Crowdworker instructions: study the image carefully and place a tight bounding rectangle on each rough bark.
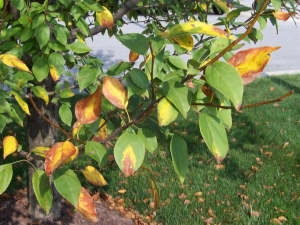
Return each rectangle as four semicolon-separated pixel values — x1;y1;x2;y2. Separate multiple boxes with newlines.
27;78;61;222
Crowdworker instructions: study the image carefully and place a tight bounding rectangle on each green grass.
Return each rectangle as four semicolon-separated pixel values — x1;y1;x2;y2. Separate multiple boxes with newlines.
1;74;300;224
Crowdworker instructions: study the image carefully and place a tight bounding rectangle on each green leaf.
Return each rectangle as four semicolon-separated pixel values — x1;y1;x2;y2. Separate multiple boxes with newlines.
157;98;178;126
69;42;91;54
20;26;34;42
9;104;25;127
145;48;165;79
0;26;22;40
163;81;191;118
32;57;50;82
53;24;69;45
0;98;11;114
10;0;25;10
258;16;267;30
107;62;133;76
85;141;108;169
32;14;45;29
35;25;50;48
126;74;146;98
77;0;103;11
53;168;81;207
58;0;73;8
137;128;158;153
48;40;70;52
60;88;75;98
77;65;99;91
71;5;84;21
199;113;228;163
59;104;72;126
271;0;282;11
170;135;188;183
114;131;145;177
0;114;6;133
168;56;187;70
129;68;149;89
48;52;65;76
210;38;231;57
0;164;13;195
32;170;53;214
116;33;149;55
205;62;243;110
75;17;90;37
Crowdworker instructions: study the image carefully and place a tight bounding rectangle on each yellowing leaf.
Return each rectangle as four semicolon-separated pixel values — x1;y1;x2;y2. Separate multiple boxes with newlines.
50;65;60;82
76;32;86;43
273;11;296;21
157;98;178;126
11;91;30;115
167;21;234;40
228;46;280;85
172;35;194;51
44;141;77;175
92;118;108;142
32;86;49;105
82;166;107;186
102;76;128;109
75;85;102;124
122;145;136;177
96;7;114;30
72;121;82;137
3;135;18;159
76;187;98;222
129;50;139;62
63;146;79;164
0;54;31;72
30;146;50;158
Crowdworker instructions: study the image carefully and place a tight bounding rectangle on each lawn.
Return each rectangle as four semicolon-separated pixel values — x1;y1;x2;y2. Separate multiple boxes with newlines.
1;74;300;224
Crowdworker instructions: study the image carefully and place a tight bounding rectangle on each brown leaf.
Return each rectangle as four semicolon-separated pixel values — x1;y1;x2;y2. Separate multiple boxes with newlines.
194;191;203;197
228;46;280;85
270;218;282;224
282;142;289;148
250;210;260;217
129;50;139;62
178;193;187;199
118;189;127;194
75;85;102;124
102;76;128;109
203;217;214;224
214;164;225;170
273;11;297;21
278;216;288;221
76;187;98;222
183;199;191;205
208;208;216;218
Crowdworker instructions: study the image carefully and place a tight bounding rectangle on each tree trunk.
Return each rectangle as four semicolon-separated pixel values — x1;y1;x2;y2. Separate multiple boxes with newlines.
27;78;61;222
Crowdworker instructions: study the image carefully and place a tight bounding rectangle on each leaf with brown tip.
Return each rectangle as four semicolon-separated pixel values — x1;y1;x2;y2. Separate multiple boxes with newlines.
76;187;98;222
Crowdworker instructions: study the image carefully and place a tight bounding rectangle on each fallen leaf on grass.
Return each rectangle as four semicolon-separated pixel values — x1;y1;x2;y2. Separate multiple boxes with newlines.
208;208;216;218
278;216;288;222
194;191;203;197
197;197;205;203
203;217;214;224
214;164;225;170
118;189;127;194
184;199;191;205
178;193;187;199
282;142;289;148
250;210;260;217
270;86;275;91
270;218;282;224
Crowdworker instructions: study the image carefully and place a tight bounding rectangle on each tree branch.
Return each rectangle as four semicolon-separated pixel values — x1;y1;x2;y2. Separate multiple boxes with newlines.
70;0;142;40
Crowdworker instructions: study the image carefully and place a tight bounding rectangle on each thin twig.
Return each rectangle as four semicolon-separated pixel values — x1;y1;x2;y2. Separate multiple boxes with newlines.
191;90;294;110
28;94;84;144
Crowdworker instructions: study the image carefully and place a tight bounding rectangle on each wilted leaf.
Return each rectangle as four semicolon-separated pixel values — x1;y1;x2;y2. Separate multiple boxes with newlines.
96;6;114;30
82;166;107;186
167;21;234;40
76;187;98;222
92;118;108;142
228;46;280;85
129;50;139;62
11;91;30;115
102;76;128;109
157;98;178;126
149;175;160;210
3;135;18;159
44;141;77;175
0;54;31;72
75;85;102;124
172;35;194;51
273;11;296;21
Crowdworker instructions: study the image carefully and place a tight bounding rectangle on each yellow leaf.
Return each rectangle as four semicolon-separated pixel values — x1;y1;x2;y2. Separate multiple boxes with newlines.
102;76;128;109
3;135;18;159
30;146;50;158
228;46;280;85
167;21;234;40
72;121;82;137
63;146;79;164
172;35;194;51
0;54;31;72
75;85;102;124
32;86;49;105
96;7;114;30
50;65;60;82
92;118;108;142
122;145;136;177
82;166;107;186
157;98;178;126
129;50;139;62
44;141;77;175
11;91;30;115
76;187;98;222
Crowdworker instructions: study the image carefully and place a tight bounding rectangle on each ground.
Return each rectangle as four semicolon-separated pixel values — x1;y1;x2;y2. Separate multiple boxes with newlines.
0;188;153;225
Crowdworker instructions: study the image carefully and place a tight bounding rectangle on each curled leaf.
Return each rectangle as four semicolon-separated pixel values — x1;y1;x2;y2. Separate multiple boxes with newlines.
273;11;296;21
44;141;77;175
11;91;30;115
0;54;31;72
82;166;107;186
129;50;139;62
75;85;102;124
96;7;114;30
76;187;98;222
228;46;280;84
102;76;128;109
3;136;18;159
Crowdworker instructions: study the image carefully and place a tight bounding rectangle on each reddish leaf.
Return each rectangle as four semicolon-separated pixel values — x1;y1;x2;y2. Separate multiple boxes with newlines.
129;50;139;62
95;7;114;30
76;187;98;222
102;76;128;109
44;141;76;175
75;85;102;124
228;46;280;85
